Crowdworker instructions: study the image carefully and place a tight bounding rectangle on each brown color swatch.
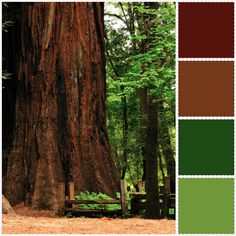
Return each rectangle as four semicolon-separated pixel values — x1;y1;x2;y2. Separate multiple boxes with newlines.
179;3;234;58
179;61;234;116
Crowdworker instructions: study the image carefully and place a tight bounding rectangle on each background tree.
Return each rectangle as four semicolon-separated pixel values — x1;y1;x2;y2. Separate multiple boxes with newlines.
3;2;118;210
141;2;161;219
105;2;175;217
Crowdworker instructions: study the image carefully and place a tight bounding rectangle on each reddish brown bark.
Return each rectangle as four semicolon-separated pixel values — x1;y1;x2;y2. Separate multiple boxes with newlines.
4;2;118;210
2;195;15;215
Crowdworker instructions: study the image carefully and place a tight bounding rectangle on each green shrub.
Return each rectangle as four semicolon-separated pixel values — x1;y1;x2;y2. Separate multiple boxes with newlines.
169;208;175;215
75;191;121;211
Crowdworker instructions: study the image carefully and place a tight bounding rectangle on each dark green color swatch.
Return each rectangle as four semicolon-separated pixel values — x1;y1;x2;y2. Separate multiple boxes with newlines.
179;178;234;234
179;120;234;175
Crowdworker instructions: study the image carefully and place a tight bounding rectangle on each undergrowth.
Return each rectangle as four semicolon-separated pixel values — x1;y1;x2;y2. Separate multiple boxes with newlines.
75;191;121;211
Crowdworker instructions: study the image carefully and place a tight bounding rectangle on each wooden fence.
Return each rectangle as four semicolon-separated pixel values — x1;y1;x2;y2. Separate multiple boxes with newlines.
130;192;175;218
58;180;128;216
58;178;175;218
130;177;175;218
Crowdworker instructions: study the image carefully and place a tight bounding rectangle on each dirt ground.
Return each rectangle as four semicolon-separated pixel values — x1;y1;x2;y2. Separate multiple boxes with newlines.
2;205;176;234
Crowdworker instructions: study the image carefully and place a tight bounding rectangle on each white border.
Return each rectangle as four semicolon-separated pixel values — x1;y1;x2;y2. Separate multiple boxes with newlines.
179;117;235;120
179;175;235;178
175;1;179;235
179;58;234;61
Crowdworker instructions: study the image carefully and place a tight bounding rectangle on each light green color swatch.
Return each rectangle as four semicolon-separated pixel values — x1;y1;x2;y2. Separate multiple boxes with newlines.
179;178;234;234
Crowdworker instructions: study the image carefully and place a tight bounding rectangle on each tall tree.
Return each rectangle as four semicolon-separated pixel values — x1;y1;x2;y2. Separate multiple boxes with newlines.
145;89;160;218
159;98;175;193
3;2;118;210
142;2;161;219
105;2;175;193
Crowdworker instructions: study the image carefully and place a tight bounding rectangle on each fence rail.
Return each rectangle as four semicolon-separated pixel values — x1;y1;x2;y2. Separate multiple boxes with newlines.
65;199;121;205
58;178;175;218
59;180;128;216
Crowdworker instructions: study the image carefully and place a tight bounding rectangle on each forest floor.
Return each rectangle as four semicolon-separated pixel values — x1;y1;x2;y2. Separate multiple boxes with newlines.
2;205;176;234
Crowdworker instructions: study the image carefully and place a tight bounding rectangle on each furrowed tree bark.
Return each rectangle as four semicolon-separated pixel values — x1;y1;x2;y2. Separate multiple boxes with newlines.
3;2;118;210
2;195;15;215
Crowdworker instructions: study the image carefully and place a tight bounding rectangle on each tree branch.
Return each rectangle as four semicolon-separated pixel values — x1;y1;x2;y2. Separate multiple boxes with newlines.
105;13;126;24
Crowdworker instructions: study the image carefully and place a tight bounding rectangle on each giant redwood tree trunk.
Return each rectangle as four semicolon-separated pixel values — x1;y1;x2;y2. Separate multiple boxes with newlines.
3;2;118;210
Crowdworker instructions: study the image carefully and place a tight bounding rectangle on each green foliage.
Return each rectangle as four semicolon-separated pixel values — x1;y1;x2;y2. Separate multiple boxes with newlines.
2;3;14;32
2;21;14;32
106;2;175;96
75;191;121;211
2;70;13;80
105;2;175;188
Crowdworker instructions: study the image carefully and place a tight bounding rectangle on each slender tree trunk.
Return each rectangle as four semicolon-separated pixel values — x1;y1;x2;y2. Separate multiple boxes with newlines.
159;98;175;193
142;2;161;219
158;148;165;182
140;88;148;182
105;31;129;180
121;92;128;179
145;92;160;219
4;2;118;210
139;3;149;183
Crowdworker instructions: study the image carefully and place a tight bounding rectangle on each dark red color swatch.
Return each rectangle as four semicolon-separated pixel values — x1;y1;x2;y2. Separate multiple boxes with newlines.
179;3;234;58
179;61;234;116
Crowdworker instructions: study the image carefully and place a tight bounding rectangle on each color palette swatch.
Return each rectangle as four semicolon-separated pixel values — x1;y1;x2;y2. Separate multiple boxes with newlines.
179;61;234;116
179;2;234;58
179;178;234;234
179;120;234;175
178;1;234;234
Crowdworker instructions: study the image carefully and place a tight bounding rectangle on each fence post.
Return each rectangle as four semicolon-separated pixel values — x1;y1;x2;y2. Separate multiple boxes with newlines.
69;182;75;208
120;179;128;216
137;180;143;192
57;182;65;214
163;176;171;218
